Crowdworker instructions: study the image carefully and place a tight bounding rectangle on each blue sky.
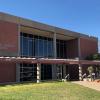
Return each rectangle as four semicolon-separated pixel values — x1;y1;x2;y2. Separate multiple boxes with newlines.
0;0;100;39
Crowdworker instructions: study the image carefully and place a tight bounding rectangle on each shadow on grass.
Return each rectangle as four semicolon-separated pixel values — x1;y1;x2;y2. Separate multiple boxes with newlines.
0;80;70;87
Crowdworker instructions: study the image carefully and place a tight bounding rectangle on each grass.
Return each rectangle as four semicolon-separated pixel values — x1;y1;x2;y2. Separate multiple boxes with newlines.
0;81;100;100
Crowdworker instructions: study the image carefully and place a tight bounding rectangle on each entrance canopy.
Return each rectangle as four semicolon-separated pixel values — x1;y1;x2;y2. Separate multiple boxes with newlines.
0;57;100;65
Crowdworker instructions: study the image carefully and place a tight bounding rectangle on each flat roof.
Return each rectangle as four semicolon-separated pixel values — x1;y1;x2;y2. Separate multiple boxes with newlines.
0;12;97;40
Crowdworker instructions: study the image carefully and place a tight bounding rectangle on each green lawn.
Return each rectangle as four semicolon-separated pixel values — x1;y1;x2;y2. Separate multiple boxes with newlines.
0;82;100;100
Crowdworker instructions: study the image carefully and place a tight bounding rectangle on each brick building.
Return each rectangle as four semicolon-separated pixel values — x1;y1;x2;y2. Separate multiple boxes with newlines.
0;12;99;84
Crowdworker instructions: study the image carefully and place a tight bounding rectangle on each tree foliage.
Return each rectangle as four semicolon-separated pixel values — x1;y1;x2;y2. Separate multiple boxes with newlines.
85;53;100;60
87;66;94;74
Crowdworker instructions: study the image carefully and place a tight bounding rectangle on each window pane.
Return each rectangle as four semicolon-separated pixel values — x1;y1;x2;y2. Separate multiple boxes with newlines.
28;38;34;57
34;39;38;57
22;37;28;56
20;36;23;56
38;39;44;57
56;39;67;58
48;40;53;58
44;40;48;57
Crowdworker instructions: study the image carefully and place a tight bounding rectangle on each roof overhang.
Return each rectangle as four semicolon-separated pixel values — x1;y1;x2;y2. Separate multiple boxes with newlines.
0;12;97;41
20;26;76;40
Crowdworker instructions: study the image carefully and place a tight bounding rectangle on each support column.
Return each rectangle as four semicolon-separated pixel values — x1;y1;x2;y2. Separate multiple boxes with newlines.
78;37;81;59
18;24;21;57
16;63;20;82
52;33;57;80
53;32;57;58
37;63;41;83
52;64;57;80
79;64;82;81
63;64;66;79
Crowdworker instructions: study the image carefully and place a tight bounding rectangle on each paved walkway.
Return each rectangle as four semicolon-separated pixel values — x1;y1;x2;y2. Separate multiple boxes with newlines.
72;81;100;91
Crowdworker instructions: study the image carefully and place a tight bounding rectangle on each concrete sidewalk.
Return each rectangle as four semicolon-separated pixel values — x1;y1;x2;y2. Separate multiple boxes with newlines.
72;81;100;92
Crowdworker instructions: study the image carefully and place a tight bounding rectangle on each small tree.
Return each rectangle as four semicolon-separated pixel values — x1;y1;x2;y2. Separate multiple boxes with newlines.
87;66;94;81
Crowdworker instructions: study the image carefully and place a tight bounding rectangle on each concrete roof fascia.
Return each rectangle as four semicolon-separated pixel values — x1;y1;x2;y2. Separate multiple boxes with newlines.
0;12;97;40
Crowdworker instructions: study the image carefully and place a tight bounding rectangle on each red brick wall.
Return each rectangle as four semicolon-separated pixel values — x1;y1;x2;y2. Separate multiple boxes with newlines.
0;20;18;52
80;37;98;59
67;39;78;59
0;63;16;83
0;20;18;83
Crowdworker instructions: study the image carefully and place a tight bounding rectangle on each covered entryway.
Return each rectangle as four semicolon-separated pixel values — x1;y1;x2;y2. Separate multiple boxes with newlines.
0;57;100;83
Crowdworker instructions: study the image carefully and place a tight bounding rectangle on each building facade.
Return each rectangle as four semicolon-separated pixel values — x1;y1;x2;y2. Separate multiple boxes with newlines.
0;12;98;84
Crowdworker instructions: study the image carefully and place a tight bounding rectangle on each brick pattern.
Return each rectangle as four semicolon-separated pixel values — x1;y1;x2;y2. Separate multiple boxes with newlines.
0;20;18;52
0;62;16;83
80;37;98;59
66;39;78;59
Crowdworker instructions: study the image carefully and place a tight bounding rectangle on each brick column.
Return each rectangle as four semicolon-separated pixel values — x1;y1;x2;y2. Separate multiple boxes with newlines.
37;63;41;83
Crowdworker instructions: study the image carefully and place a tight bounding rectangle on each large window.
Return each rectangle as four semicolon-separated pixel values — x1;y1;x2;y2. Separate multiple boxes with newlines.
20;63;37;82
56;39;67;58
20;32;53;58
20;33;34;57
28;36;34;56
41;64;52;80
20;63;52;82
